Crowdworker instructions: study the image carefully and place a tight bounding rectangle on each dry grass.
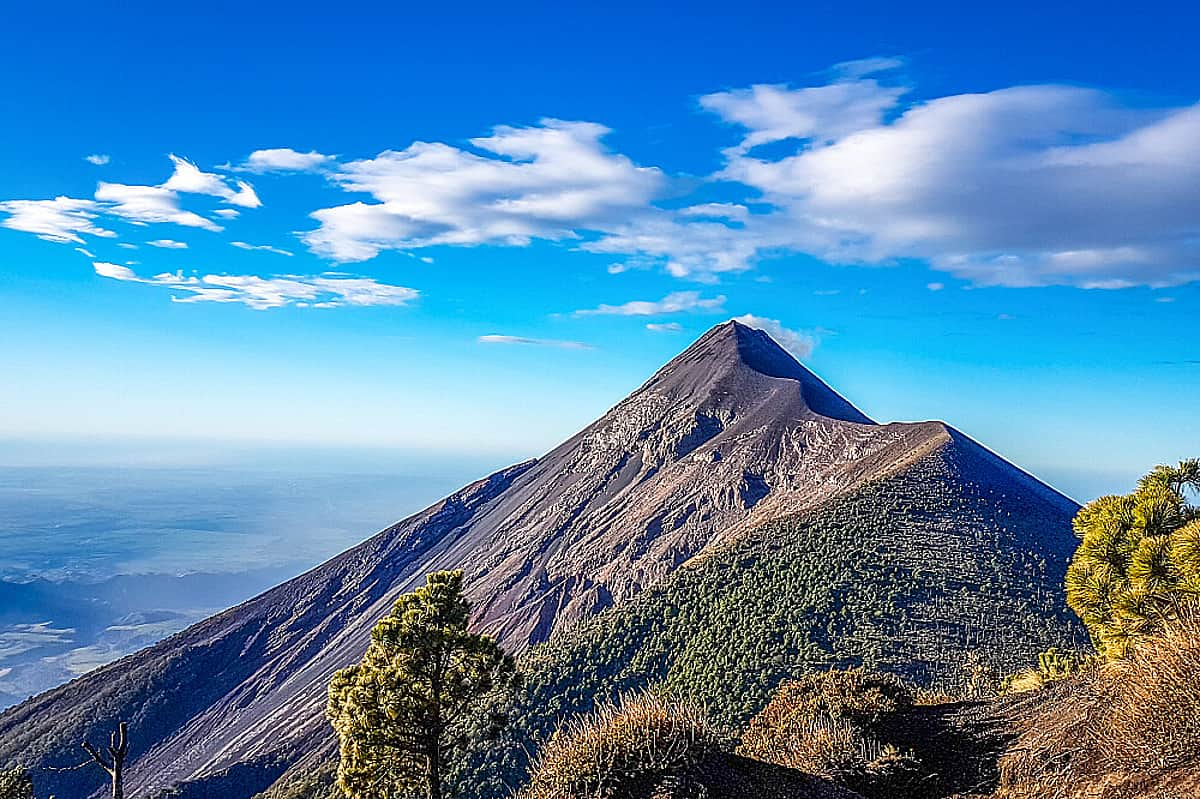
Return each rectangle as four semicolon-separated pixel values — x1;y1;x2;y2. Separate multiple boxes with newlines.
519;691;726;799
997;612;1200;798
737;670;921;796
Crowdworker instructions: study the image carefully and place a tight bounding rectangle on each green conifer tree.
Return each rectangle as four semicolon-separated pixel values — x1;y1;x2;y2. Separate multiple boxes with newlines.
1066;459;1200;656
327;570;519;799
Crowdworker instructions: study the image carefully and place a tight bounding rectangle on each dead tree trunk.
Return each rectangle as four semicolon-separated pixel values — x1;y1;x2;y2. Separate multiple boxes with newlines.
82;721;129;799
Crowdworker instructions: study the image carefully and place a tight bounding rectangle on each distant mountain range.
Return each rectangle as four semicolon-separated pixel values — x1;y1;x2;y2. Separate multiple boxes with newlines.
0;321;1083;799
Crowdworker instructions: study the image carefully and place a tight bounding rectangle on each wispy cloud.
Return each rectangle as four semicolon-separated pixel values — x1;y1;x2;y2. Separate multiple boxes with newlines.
0;197;116;244
161;155;260;208
92;262;418;310
232;241;294;256
646;322;683;333
575;291;726;317
477;334;594;350
84;154;110;166
732;314;818;359
304;119;663;262
1;155;263;245
241;148;335;173
699;63;907;155
95;182;223;231
146;239;188;249
213;209;240;219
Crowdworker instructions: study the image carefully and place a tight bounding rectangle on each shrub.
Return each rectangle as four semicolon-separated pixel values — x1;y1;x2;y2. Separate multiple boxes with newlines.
519;691;726;799
737;669;921;795
998;610;1200;795
0;767;32;799
1002;647;1099;694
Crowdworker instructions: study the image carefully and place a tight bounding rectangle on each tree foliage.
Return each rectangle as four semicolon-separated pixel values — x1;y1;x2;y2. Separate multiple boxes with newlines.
1066;459;1200;656
0;768;32;799
327;570;519;799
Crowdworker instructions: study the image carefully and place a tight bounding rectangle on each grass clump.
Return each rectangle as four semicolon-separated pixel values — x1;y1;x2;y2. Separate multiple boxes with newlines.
998;610;1200;797
519;691;726;799
737;669;922;796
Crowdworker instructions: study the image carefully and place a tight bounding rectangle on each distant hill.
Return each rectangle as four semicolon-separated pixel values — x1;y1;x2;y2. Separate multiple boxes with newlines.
0;321;1082;799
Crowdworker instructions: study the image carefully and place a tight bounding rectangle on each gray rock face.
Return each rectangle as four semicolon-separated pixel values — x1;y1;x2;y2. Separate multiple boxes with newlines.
0;321;1077;799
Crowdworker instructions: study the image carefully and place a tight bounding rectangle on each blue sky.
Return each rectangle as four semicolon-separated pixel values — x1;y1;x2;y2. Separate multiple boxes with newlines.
1;0;1197;501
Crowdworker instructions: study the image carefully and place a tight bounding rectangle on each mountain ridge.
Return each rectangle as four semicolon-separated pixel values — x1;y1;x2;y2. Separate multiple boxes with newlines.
0;321;1079;799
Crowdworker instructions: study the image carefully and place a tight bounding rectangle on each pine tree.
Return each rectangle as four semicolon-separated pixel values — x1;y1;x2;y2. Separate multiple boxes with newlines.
1066;459;1200;656
327;570;519;799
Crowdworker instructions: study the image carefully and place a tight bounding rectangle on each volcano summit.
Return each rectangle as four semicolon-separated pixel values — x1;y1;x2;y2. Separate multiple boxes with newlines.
0;321;1082;799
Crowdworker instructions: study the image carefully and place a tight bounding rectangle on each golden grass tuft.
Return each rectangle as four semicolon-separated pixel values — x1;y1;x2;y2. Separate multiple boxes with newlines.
998;611;1200;798
737;669;920;794
519;690;726;799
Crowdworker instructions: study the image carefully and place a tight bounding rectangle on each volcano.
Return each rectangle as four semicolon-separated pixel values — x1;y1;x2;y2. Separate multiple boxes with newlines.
0;321;1081;799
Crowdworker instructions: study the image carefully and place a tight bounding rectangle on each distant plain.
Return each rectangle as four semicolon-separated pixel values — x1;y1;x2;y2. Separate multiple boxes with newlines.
0;452;495;709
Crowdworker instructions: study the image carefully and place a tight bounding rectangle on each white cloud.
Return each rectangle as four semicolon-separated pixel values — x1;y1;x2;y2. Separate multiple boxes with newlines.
117;242;138;250
927;282;945;291
146;239;188;249
732;314;818;359
94;261;139;280
84;154;110;166
578;69;1200;288
706;83;1200;288
2;155;264;249
213;208;240;219
95;182;223;231
582;212;772;279
92;261;418;310
74;247;95;257
162;155;261;208
575;290;726;316
646;322;683;332
232;241;294;256
0;197;116;244
11;69;1200;291
477;334;593;350
304;119;664;262
829;56;907;80
243;148;334;172
700;73;907;155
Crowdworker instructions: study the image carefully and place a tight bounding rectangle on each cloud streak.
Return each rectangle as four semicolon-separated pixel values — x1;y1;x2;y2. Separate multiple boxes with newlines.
92;262;418;310
232;241;294;256
477;334;593;350
574;291;726;317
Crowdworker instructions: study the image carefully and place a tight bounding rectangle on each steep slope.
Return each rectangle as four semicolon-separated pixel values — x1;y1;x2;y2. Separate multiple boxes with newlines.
443;429;1083;797
0;322;1079;799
